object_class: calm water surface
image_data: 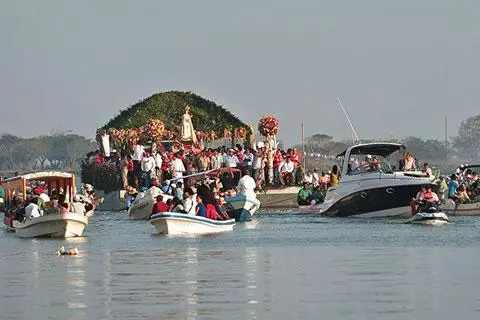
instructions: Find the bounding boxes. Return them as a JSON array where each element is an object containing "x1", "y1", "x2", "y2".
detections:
[{"x1": 1, "y1": 211, "x2": 480, "y2": 320}]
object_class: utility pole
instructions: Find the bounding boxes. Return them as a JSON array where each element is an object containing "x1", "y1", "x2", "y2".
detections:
[{"x1": 444, "y1": 114, "x2": 448, "y2": 163}]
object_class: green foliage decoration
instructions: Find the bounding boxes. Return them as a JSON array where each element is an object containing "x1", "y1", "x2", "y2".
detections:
[{"x1": 102, "y1": 91, "x2": 253, "y2": 148}]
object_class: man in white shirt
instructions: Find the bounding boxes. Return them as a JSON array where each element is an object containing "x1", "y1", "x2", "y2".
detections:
[
  {"x1": 154, "y1": 152, "x2": 163, "y2": 181},
  {"x1": 252, "y1": 150, "x2": 263, "y2": 182},
  {"x1": 242, "y1": 148, "x2": 254, "y2": 175},
  {"x1": 172, "y1": 153, "x2": 186, "y2": 183},
  {"x1": 223, "y1": 149, "x2": 239, "y2": 168},
  {"x1": 141, "y1": 152, "x2": 156, "y2": 187},
  {"x1": 25, "y1": 200, "x2": 42, "y2": 220},
  {"x1": 281, "y1": 157, "x2": 295, "y2": 185}
]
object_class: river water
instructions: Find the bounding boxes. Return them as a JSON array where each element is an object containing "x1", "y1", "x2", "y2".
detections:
[{"x1": 1, "y1": 212, "x2": 480, "y2": 320}]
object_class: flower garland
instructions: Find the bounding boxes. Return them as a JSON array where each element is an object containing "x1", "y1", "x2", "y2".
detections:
[
  {"x1": 235, "y1": 127, "x2": 246, "y2": 139},
  {"x1": 258, "y1": 115, "x2": 279, "y2": 137},
  {"x1": 143, "y1": 118, "x2": 165, "y2": 139}
]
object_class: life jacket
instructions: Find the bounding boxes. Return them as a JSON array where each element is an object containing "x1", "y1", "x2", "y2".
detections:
[{"x1": 423, "y1": 191, "x2": 434, "y2": 200}]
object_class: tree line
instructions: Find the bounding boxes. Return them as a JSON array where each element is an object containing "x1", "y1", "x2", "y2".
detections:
[
  {"x1": 0, "y1": 133, "x2": 96, "y2": 173},
  {"x1": 1, "y1": 114, "x2": 478, "y2": 174}
]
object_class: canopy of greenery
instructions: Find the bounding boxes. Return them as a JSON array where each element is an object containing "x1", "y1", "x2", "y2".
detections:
[
  {"x1": 102, "y1": 91, "x2": 252, "y2": 141},
  {"x1": 0, "y1": 133, "x2": 96, "y2": 173},
  {"x1": 454, "y1": 114, "x2": 480, "y2": 161}
]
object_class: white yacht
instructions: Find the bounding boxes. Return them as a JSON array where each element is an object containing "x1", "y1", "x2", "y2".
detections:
[{"x1": 319, "y1": 143, "x2": 436, "y2": 218}]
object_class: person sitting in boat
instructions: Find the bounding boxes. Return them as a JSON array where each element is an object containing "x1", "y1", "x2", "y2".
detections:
[
  {"x1": 421, "y1": 162, "x2": 433, "y2": 178},
  {"x1": 195, "y1": 195, "x2": 207, "y2": 218},
  {"x1": 456, "y1": 184, "x2": 471, "y2": 203},
  {"x1": 215, "y1": 196, "x2": 232, "y2": 220},
  {"x1": 170, "y1": 197, "x2": 184, "y2": 213},
  {"x1": 297, "y1": 182, "x2": 313, "y2": 206},
  {"x1": 311, "y1": 185, "x2": 325, "y2": 205},
  {"x1": 410, "y1": 186, "x2": 426, "y2": 214},
  {"x1": 329, "y1": 165, "x2": 340, "y2": 187},
  {"x1": 195, "y1": 184, "x2": 219, "y2": 220},
  {"x1": 24, "y1": 198, "x2": 42, "y2": 220},
  {"x1": 150, "y1": 195, "x2": 170, "y2": 218},
  {"x1": 160, "y1": 180, "x2": 172, "y2": 194},
  {"x1": 403, "y1": 152, "x2": 416, "y2": 170},
  {"x1": 448, "y1": 174, "x2": 460, "y2": 201},
  {"x1": 72, "y1": 195, "x2": 87, "y2": 215},
  {"x1": 182, "y1": 188, "x2": 196, "y2": 216}
]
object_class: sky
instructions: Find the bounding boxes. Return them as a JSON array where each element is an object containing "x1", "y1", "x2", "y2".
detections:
[{"x1": 1, "y1": 0, "x2": 479, "y2": 146}]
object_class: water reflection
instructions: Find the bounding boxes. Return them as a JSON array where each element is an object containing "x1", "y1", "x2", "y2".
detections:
[
  {"x1": 182, "y1": 247, "x2": 197, "y2": 319},
  {"x1": 245, "y1": 247, "x2": 258, "y2": 319},
  {"x1": 2, "y1": 213, "x2": 480, "y2": 320}
]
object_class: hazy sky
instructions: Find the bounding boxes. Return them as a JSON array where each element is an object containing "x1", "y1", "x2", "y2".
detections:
[{"x1": 1, "y1": 0, "x2": 479, "y2": 146}]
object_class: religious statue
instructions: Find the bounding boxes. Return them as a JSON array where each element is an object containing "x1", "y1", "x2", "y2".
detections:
[{"x1": 180, "y1": 105, "x2": 198, "y2": 144}]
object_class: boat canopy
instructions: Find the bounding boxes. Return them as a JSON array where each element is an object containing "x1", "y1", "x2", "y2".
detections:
[
  {"x1": 2, "y1": 171, "x2": 76, "y2": 205},
  {"x1": 5, "y1": 171, "x2": 74, "y2": 182},
  {"x1": 337, "y1": 143, "x2": 405, "y2": 159}
]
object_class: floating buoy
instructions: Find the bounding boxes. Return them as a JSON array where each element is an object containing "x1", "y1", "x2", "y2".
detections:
[{"x1": 56, "y1": 246, "x2": 79, "y2": 256}]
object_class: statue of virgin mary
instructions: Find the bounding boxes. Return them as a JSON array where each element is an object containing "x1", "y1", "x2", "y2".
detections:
[{"x1": 180, "y1": 105, "x2": 198, "y2": 143}]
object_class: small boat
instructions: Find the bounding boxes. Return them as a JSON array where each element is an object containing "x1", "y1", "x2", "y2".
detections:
[
  {"x1": 408, "y1": 212, "x2": 450, "y2": 225},
  {"x1": 407, "y1": 202, "x2": 450, "y2": 225},
  {"x1": 225, "y1": 194, "x2": 261, "y2": 222},
  {"x1": 150, "y1": 212, "x2": 235, "y2": 235},
  {"x1": 441, "y1": 200, "x2": 480, "y2": 216},
  {"x1": 2, "y1": 171, "x2": 93, "y2": 231},
  {"x1": 128, "y1": 187, "x2": 173, "y2": 220},
  {"x1": 224, "y1": 175, "x2": 261, "y2": 222},
  {"x1": 14, "y1": 213, "x2": 88, "y2": 238}
]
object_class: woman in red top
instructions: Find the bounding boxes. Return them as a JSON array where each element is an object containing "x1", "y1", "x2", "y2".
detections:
[{"x1": 126, "y1": 155, "x2": 135, "y2": 187}]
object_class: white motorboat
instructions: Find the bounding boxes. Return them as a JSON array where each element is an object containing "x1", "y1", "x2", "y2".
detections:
[
  {"x1": 150, "y1": 212, "x2": 235, "y2": 235},
  {"x1": 14, "y1": 213, "x2": 88, "y2": 238},
  {"x1": 224, "y1": 175, "x2": 261, "y2": 222},
  {"x1": 319, "y1": 143, "x2": 436, "y2": 218},
  {"x1": 128, "y1": 187, "x2": 173, "y2": 220}
]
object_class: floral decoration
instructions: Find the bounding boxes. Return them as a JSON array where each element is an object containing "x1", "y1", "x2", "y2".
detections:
[{"x1": 258, "y1": 115, "x2": 280, "y2": 137}]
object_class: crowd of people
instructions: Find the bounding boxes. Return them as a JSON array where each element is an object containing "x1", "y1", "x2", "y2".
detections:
[
  {"x1": 84, "y1": 143, "x2": 308, "y2": 193},
  {"x1": 0, "y1": 178, "x2": 97, "y2": 222},
  {"x1": 445, "y1": 166, "x2": 480, "y2": 203}
]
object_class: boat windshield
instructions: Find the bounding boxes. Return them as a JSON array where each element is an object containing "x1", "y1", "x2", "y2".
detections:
[{"x1": 346, "y1": 150, "x2": 402, "y2": 175}]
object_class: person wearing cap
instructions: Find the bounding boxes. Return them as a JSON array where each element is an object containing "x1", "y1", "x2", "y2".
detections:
[{"x1": 297, "y1": 181, "x2": 313, "y2": 206}]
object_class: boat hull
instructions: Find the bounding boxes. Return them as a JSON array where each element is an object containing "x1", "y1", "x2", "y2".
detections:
[
  {"x1": 320, "y1": 183, "x2": 425, "y2": 218},
  {"x1": 225, "y1": 194, "x2": 261, "y2": 222},
  {"x1": 441, "y1": 200, "x2": 480, "y2": 216},
  {"x1": 150, "y1": 213, "x2": 235, "y2": 235},
  {"x1": 14, "y1": 213, "x2": 88, "y2": 238}
]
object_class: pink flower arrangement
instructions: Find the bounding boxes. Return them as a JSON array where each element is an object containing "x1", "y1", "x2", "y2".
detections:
[
  {"x1": 143, "y1": 118, "x2": 165, "y2": 138},
  {"x1": 235, "y1": 127, "x2": 247, "y2": 139},
  {"x1": 258, "y1": 115, "x2": 279, "y2": 137}
]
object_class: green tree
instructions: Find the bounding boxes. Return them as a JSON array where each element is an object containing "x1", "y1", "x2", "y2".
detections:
[{"x1": 454, "y1": 114, "x2": 480, "y2": 161}]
